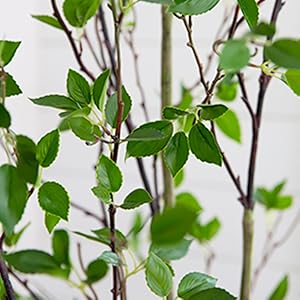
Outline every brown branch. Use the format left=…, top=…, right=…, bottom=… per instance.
left=83, top=31, right=104, bottom=70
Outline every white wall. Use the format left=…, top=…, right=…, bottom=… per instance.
left=1, top=0, right=300, bottom=299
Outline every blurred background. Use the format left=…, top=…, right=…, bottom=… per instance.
left=1, top=0, right=300, bottom=299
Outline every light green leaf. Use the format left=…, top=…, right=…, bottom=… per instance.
left=0, top=73, right=22, bottom=98
left=38, top=182, right=70, bottom=221
left=36, top=129, right=60, bottom=168
left=237, top=0, right=259, bottom=30
left=199, top=104, right=228, bottom=120
left=85, top=259, right=108, bottom=284
left=178, top=85, right=193, bottom=110
left=176, top=192, right=202, bottom=214
left=189, top=123, right=222, bottom=166
left=189, top=288, right=236, bottom=300
left=285, top=69, right=300, bottom=96
left=0, top=40, right=21, bottom=66
left=93, top=69, right=110, bottom=111
left=52, top=230, right=70, bottom=267
left=4, top=223, right=30, bottom=248
left=91, top=185, right=112, bottom=205
left=45, top=213, right=60, bottom=234
left=0, top=104, right=11, bottom=128
left=215, top=109, right=241, bottom=143
left=141, top=0, right=172, bottom=4
left=163, top=106, right=189, bottom=120
left=29, top=95, right=80, bottom=110
left=174, top=169, right=184, bottom=187
left=190, top=218, right=221, bottom=242
left=145, top=252, right=173, bottom=297
left=268, top=275, right=288, bottom=300
left=32, top=15, right=63, bottom=30
left=99, top=251, right=121, bottom=266
left=120, top=188, right=152, bottom=210
left=216, top=76, right=238, bottom=102
left=253, top=22, right=276, bottom=36
left=69, top=116, right=98, bottom=142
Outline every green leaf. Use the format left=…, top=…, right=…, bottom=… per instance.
left=38, top=182, right=70, bottom=220
left=99, top=251, right=121, bottom=266
left=16, top=135, right=39, bottom=184
left=0, top=40, right=21, bottom=66
left=219, top=40, right=250, bottom=72
left=126, top=120, right=173, bottom=157
left=199, top=104, right=228, bottom=120
left=268, top=275, right=288, bottom=300
left=4, top=250, right=69, bottom=278
left=163, top=106, right=189, bottom=120
left=52, top=230, right=70, bottom=267
left=168, top=0, right=221, bottom=16
left=176, top=192, right=202, bottom=214
left=141, top=0, right=172, bottom=4
left=32, top=15, right=63, bottom=30
left=93, top=69, right=110, bottom=111
left=164, top=132, right=189, bottom=177
left=151, top=205, right=198, bottom=245
left=36, top=129, right=60, bottom=168
left=285, top=69, right=300, bottom=96
left=120, top=188, right=152, bottom=210
left=0, top=104, right=11, bottom=128
left=91, top=185, right=112, bottom=205
left=265, top=39, right=300, bottom=69
left=178, top=85, right=193, bottom=110
left=30, top=95, right=80, bottom=110
left=215, top=109, right=241, bottom=143
left=178, top=272, right=217, bottom=299
left=237, top=0, right=259, bottom=30
left=67, top=69, right=91, bottom=105
left=189, top=288, right=236, bottom=300
left=0, top=73, right=22, bottom=98
left=216, top=76, right=238, bottom=102
left=151, top=239, right=192, bottom=261
left=183, top=114, right=196, bottom=133
left=189, top=123, right=222, bottom=166
left=85, top=259, right=108, bottom=284
left=0, top=165, right=27, bottom=235
left=253, top=22, right=276, bottom=36
left=174, top=169, right=184, bottom=187
left=145, top=252, right=173, bottom=297
left=92, top=227, right=128, bottom=250
left=105, top=86, right=132, bottom=128
left=69, top=116, right=98, bottom=142
left=96, top=155, right=122, bottom=192
left=63, top=0, right=101, bottom=28
left=45, top=213, right=60, bottom=234
left=190, top=218, right=221, bottom=242
left=5, top=223, right=30, bottom=247
left=125, top=128, right=165, bottom=141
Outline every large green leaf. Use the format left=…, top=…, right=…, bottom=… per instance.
left=0, top=165, right=28, bottom=235
left=189, top=123, right=222, bottom=166
left=120, top=188, right=152, bottom=210
left=168, top=0, right=221, bottom=16
left=164, top=132, right=189, bottom=177
left=38, top=182, right=70, bottom=220
left=189, top=288, right=236, bottom=300
left=85, top=259, right=108, bottom=284
left=0, top=73, right=22, bottom=98
left=145, top=252, right=173, bottom=297
left=285, top=69, right=300, bottom=96
left=199, top=104, right=228, bottom=120
left=237, top=0, right=259, bottom=30
left=52, top=230, right=70, bottom=267
left=32, top=15, right=63, bottom=30
left=126, top=120, right=173, bottom=157
left=0, top=40, right=21, bottom=66
left=265, top=39, right=300, bottom=69
left=178, top=272, right=217, bottom=299
left=268, top=275, right=288, bottom=300
left=93, top=69, right=110, bottom=111
left=36, top=129, right=60, bottom=168
left=0, top=104, right=11, bottom=128
left=30, top=95, right=80, bottom=110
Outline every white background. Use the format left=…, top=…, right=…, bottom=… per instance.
left=1, top=0, right=300, bottom=299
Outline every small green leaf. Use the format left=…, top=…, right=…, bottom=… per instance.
left=99, top=251, right=121, bottom=266
left=268, top=275, right=288, bottom=300
left=189, top=123, right=222, bottom=166
left=145, top=252, right=173, bottom=297
left=215, top=109, right=241, bottom=143
left=38, top=182, right=70, bottom=221
left=92, top=228, right=128, bottom=250
left=93, top=69, right=110, bottom=111
left=52, top=230, right=70, bottom=272
left=67, top=69, right=91, bottom=105
left=219, top=40, right=250, bottom=72
left=32, top=15, right=63, bottom=30
left=30, top=95, right=79, bottom=110
left=96, top=155, right=122, bottom=192
left=168, top=0, right=221, bottom=16
left=45, top=213, right=60, bottom=234
left=189, top=288, right=236, bottom=300
left=176, top=192, right=202, bottom=214
left=190, top=218, right=221, bottom=242
left=0, top=73, right=22, bottom=98
left=105, top=86, right=132, bottom=128
left=85, top=259, right=108, bottom=284
left=253, top=22, right=276, bottom=36
left=237, top=0, right=259, bottom=30
left=0, top=104, right=11, bottom=128
left=163, top=106, right=189, bottom=120
left=126, top=120, right=173, bottom=157
left=120, top=188, right=152, bottom=210
left=0, top=40, right=21, bottom=66
left=141, top=0, right=172, bottom=4
left=178, top=272, right=217, bottom=299
left=164, top=132, right=189, bottom=177
left=16, top=135, right=39, bottom=184
left=174, top=169, right=184, bottom=187
left=178, top=85, right=193, bottom=110
left=265, top=39, right=300, bottom=69
left=91, top=185, right=112, bottom=205
left=4, top=223, right=30, bottom=247
left=216, top=76, right=238, bottom=102
left=285, top=69, right=300, bottom=96
left=36, top=129, right=60, bottom=168
left=199, top=104, right=228, bottom=120
left=69, top=116, right=97, bottom=142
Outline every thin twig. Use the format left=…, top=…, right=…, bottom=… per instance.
left=71, top=202, right=106, bottom=225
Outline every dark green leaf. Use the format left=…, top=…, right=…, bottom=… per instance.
left=163, top=106, right=189, bottom=120
left=174, top=169, right=184, bottom=187
left=125, top=127, right=165, bottom=141
left=67, top=69, right=91, bottom=105
left=126, top=120, right=173, bottom=157
left=189, top=123, right=222, bottom=166
left=105, top=86, right=132, bottom=128
left=199, top=104, right=228, bottom=120
left=164, top=132, right=189, bottom=177
left=120, top=188, right=152, bottom=210
left=189, top=288, right=236, bottom=300
left=176, top=192, right=202, bottom=214
left=30, top=95, right=79, bottom=110
left=91, top=185, right=112, bottom=205
left=215, top=109, right=241, bottom=143
left=45, top=213, right=60, bottom=234
left=145, top=252, right=173, bottom=297
left=38, top=182, right=70, bottom=220
left=0, top=73, right=22, bottom=98
left=52, top=230, right=70, bottom=267
left=190, top=218, right=221, bottom=242
left=99, top=251, right=121, bottom=266
left=16, top=135, right=39, bottom=184
left=253, top=22, right=276, bottom=36
left=36, top=129, right=60, bottom=168
left=93, top=69, right=110, bottom=111
left=69, top=116, right=97, bottom=142
left=0, top=104, right=11, bottom=128
left=0, top=40, right=21, bottom=66
left=141, top=0, right=172, bottom=4
left=268, top=275, right=288, bottom=300
left=92, top=227, right=128, bottom=250
left=237, top=0, right=259, bottom=30
left=285, top=69, right=300, bottom=96
left=168, top=0, right=221, bottom=16
left=85, top=259, right=108, bottom=284
left=32, top=15, right=63, bottom=30
left=219, top=40, right=250, bottom=72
